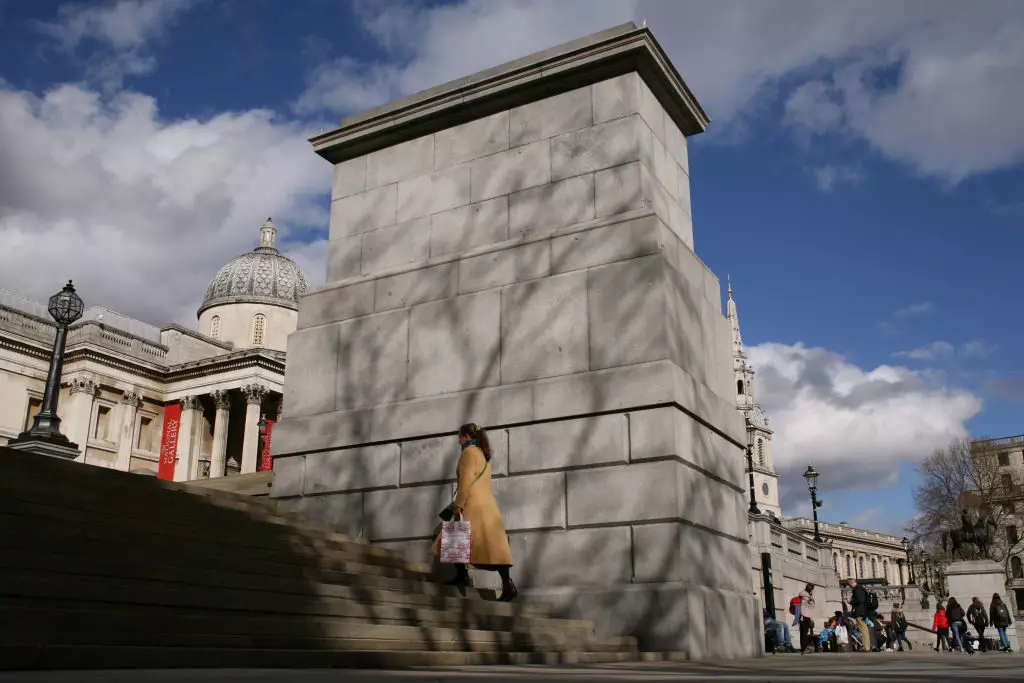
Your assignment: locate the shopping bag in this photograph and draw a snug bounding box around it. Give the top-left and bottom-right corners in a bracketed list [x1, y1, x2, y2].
[439, 521, 472, 564]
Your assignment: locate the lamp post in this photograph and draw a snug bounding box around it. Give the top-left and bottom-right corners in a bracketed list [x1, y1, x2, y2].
[902, 537, 916, 584]
[921, 551, 931, 592]
[9, 281, 84, 459]
[802, 464, 823, 542]
[257, 415, 268, 471]
[745, 426, 761, 515]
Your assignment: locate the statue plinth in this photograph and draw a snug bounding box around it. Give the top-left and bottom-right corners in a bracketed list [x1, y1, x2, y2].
[946, 560, 1018, 650]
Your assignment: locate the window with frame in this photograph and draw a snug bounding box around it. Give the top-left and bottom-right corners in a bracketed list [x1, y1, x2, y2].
[1008, 525, 1020, 545]
[871, 558, 878, 578]
[135, 414, 158, 452]
[24, 397, 42, 431]
[833, 553, 839, 572]
[93, 404, 113, 441]
[846, 556, 853, 576]
[757, 439, 765, 467]
[858, 556, 865, 578]
[737, 379, 744, 395]
[1003, 473, 1015, 493]
[251, 313, 267, 347]
[998, 451, 1010, 466]
[883, 560, 889, 582]
[210, 315, 221, 340]
[1012, 556, 1023, 579]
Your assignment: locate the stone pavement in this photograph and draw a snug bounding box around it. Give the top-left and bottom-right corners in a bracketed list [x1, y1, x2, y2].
[3, 654, 1024, 683]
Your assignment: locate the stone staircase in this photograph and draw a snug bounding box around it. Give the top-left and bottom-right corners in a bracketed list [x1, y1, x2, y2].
[0, 446, 638, 670]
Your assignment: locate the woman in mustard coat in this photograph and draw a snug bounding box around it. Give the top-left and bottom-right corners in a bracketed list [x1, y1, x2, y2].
[433, 423, 516, 601]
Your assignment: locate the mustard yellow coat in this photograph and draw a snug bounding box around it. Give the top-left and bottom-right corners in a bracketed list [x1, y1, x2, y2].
[432, 444, 513, 567]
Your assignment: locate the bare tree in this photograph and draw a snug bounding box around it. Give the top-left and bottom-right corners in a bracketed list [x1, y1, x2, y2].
[911, 436, 1024, 571]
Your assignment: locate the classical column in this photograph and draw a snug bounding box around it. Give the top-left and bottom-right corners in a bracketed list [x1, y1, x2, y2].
[173, 395, 200, 481]
[114, 390, 141, 471]
[62, 377, 98, 463]
[240, 383, 267, 474]
[209, 389, 231, 479]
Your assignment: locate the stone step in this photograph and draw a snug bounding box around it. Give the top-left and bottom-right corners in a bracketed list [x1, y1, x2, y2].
[0, 644, 637, 671]
[0, 606, 632, 653]
[183, 471, 274, 497]
[0, 495, 414, 571]
[0, 517, 431, 581]
[0, 571, 594, 633]
[0, 548, 550, 618]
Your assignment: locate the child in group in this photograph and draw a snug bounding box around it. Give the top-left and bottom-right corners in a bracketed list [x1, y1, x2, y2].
[933, 601, 951, 651]
[890, 602, 912, 651]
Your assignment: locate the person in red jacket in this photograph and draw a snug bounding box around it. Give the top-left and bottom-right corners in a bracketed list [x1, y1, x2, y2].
[933, 602, 951, 651]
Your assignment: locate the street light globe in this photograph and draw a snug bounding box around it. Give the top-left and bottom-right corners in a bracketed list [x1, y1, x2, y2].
[47, 281, 84, 326]
[802, 464, 819, 491]
[901, 536, 909, 550]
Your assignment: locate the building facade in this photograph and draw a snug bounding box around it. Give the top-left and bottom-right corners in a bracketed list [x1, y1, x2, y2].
[970, 434, 1024, 612]
[784, 518, 909, 585]
[0, 218, 309, 481]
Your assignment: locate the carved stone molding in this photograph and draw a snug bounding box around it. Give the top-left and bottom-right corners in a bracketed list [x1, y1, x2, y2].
[212, 388, 232, 410]
[69, 376, 98, 396]
[243, 383, 268, 405]
[180, 395, 199, 411]
[121, 390, 141, 408]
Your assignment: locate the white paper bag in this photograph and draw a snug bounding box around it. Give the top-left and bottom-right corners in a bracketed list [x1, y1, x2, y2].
[439, 520, 472, 564]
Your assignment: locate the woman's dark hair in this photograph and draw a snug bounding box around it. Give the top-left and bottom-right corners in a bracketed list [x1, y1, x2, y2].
[993, 593, 1002, 602]
[947, 597, 960, 611]
[459, 423, 492, 461]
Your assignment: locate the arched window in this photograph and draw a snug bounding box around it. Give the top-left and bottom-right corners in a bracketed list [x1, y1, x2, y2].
[846, 556, 853, 577]
[833, 553, 839, 572]
[757, 439, 765, 467]
[859, 556, 865, 578]
[737, 379, 744, 395]
[1012, 556, 1023, 579]
[871, 558, 878, 578]
[883, 560, 889, 582]
[251, 313, 267, 347]
[210, 315, 221, 340]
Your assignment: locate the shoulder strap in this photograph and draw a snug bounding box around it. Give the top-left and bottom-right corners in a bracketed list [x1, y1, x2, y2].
[454, 456, 489, 500]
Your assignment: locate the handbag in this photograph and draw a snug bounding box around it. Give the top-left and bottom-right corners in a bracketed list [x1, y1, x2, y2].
[439, 460, 489, 521]
[439, 520, 472, 564]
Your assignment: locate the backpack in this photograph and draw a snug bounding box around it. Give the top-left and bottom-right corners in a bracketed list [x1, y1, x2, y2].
[893, 611, 908, 632]
[996, 603, 1011, 625]
[789, 596, 802, 615]
[867, 591, 879, 611]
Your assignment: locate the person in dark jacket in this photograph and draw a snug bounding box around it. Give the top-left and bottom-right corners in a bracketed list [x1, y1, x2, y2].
[946, 597, 971, 654]
[967, 596, 989, 651]
[848, 579, 873, 652]
[990, 593, 1014, 652]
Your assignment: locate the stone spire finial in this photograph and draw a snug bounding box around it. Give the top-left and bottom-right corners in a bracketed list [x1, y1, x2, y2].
[258, 217, 277, 251]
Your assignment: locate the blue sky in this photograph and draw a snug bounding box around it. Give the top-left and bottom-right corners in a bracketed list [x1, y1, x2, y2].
[1, 0, 1021, 535]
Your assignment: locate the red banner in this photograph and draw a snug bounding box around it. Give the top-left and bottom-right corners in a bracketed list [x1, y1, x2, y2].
[157, 403, 182, 480]
[259, 419, 275, 471]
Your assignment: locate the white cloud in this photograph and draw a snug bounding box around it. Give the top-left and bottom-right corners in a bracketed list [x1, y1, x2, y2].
[294, 0, 1024, 183]
[894, 341, 955, 361]
[0, 83, 330, 326]
[748, 342, 982, 501]
[892, 301, 936, 319]
[36, 0, 195, 88]
[814, 164, 861, 191]
[961, 339, 999, 359]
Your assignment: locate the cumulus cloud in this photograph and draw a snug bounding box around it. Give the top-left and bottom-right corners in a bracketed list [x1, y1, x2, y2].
[891, 302, 936, 319]
[36, 0, 196, 88]
[894, 341, 955, 361]
[295, 0, 1024, 183]
[0, 83, 329, 325]
[748, 342, 982, 507]
[961, 339, 999, 359]
[814, 164, 861, 192]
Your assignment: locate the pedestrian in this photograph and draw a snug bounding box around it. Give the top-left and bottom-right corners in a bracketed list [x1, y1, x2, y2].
[764, 609, 798, 653]
[946, 597, 971, 654]
[990, 593, 1014, 653]
[848, 579, 873, 652]
[798, 583, 820, 652]
[431, 423, 517, 601]
[889, 602, 912, 651]
[967, 596, 989, 651]
[933, 601, 951, 652]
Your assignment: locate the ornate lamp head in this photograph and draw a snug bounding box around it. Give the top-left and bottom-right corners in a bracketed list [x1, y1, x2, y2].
[48, 281, 84, 326]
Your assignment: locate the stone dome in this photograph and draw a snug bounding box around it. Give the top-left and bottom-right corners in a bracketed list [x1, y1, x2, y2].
[197, 218, 312, 317]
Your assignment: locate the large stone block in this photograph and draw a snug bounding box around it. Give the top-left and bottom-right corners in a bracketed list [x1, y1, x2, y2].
[500, 271, 589, 383]
[509, 85, 593, 147]
[531, 360, 677, 421]
[270, 455, 305, 497]
[407, 291, 501, 398]
[550, 115, 640, 181]
[370, 387, 533, 446]
[374, 262, 459, 313]
[493, 471, 566, 531]
[470, 140, 551, 202]
[549, 213, 664, 274]
[429, 196, 509, 259]
[331, 156, 367, 200]
[336, 309, 409, 410]
[591, 73, 640, 126]
[632, 522, 750, 593]
[270, 408, 374, 455]
[396, 164, 471, 223]
[360, 216, 430, 274]
[283, 324, 339, 416]
[566, 461, 677, 526]
[458, 241, 551, 294]
[365, 134, 434, 190]
[434, 111, 509, 169]
[399, 430, 509, 486]
[510, 526, 632, 587]
[364, 484, 451, 540]
[297, 280, 375, 329]
[664, 252, 706, 385]
[330, 183, 397, 238]
[587, 255, 669, 370]
[676, 462, 747, 539]
[640, 121, 681, 202]
[508, 414, 627, 473]
[276, 492, 363, 538]
[303, 444, 400, 494]
[508, 173, 595, 238]
[325, 236, 362, 282]
[628, 406, 743, 487]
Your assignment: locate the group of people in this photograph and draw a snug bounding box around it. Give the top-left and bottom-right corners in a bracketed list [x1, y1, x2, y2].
[931, 594, 1015, 653]
[764, 578, 1016, 655]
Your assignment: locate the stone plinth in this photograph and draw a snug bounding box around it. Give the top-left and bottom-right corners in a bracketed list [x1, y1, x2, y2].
[272, 23, 757, 659]
[946, 560, 1019, 650]
[6, 435, 81, 460]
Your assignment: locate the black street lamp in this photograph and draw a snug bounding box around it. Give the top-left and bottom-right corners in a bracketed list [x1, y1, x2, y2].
[9, 281, 84, 456]
[902, 536, 916, 584]
[745, 426, 761, 515]
[803, 464, 823, 542]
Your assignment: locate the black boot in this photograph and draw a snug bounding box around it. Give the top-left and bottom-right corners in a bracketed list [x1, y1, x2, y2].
[444, 564, 471, 587]
[498, 567, 518, 602]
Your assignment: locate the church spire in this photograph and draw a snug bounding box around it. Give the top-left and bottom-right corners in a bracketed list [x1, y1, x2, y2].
[726, 275, 742, 354]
